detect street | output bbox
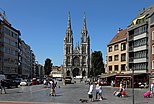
[0,80,154,104]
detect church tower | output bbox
[63,13,90,78]
[80,15,90,77]
[64,12,73,77]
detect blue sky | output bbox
[0,0,153,66]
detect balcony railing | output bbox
[129,46,133,51]
[129,35,134,41]
[129,57,134,62]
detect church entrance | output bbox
[82,70,86,77]
[66,70,70,76]
[72,68,80,77]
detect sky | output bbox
[0,0,153,66]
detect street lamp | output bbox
[131,68,134,104]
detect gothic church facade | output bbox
[63,13,90,78]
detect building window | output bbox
[152,31,154,40]
[152,61,154,69]
[109,66,112,71]
[67,56,70,65]
[82,56,86,65]
[121,53,126,61]
[114,55,119,61]
[114,65,118,71]
[82,45,86,54]
[66,46,70,54]
[134,38,147,47]
[121,43,126,51]
[114,45,119,51]
[152,45,154,54]
[121,64,126,71]
[109,56,112,62]
[109,46,112,52]
[134,50,147,58]
[133,63,147,70]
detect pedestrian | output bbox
[95,83,99,99]
[49,80,56,96]
[88,82,94,102]
[98,84,103,100]
[151,83,154,96]
[0,79,6,94]
[119,81,123,92]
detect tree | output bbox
[91,51,105,77]
[44,58,53,76]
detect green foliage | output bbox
[44,58,53,76]
[91,51,105,77]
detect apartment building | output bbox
[30,50,35,78]
[21,40,32,78]
[34,63,44,78]
[127,5,154,84]
[0,19,20,78]
[106,29,127,74]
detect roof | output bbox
[128,4,154,27]
[108,29,127,45]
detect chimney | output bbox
[118,28,123,33]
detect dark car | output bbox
[4,79,19,88]
[13,78,23,85]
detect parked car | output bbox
[32,78,39,85]
[13,78,23,85]
[0,74,6,81]
[64,77,72,84]
[20,79,32,86]
[4,79,19,88]
[57,78,62,81]
[37,79,43,84]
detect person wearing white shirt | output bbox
[88,82,94,102]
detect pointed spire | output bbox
[66,12,73,40]
[82,12,88,34]
[67,11,71,29]
[83,12,87,30]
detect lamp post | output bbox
[131,68,134,104]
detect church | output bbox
[63,13,90,78]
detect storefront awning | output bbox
[116,75,131,78]
[100,73,116,78]
[116,73,147,78]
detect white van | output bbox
[0,74,6,81]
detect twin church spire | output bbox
[66,12,88,36]
[67,12,72,32]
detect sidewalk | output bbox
[0,101,67,104]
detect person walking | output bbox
[151,83,154,96]
[49,80,56,96]
[88,82,94,102]
[98,84,103,100]
[119,81,123,92]
[0,79,6,94]
[95,83,99,100]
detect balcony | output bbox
[129,35,134,41]
[133,58,148,63]
[133,45,147,52]
[129,46,133,51]
[134,32,147,41]
[129,57,134,62]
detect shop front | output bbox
[115,73,149,88]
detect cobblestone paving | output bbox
[0,82,154,104]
